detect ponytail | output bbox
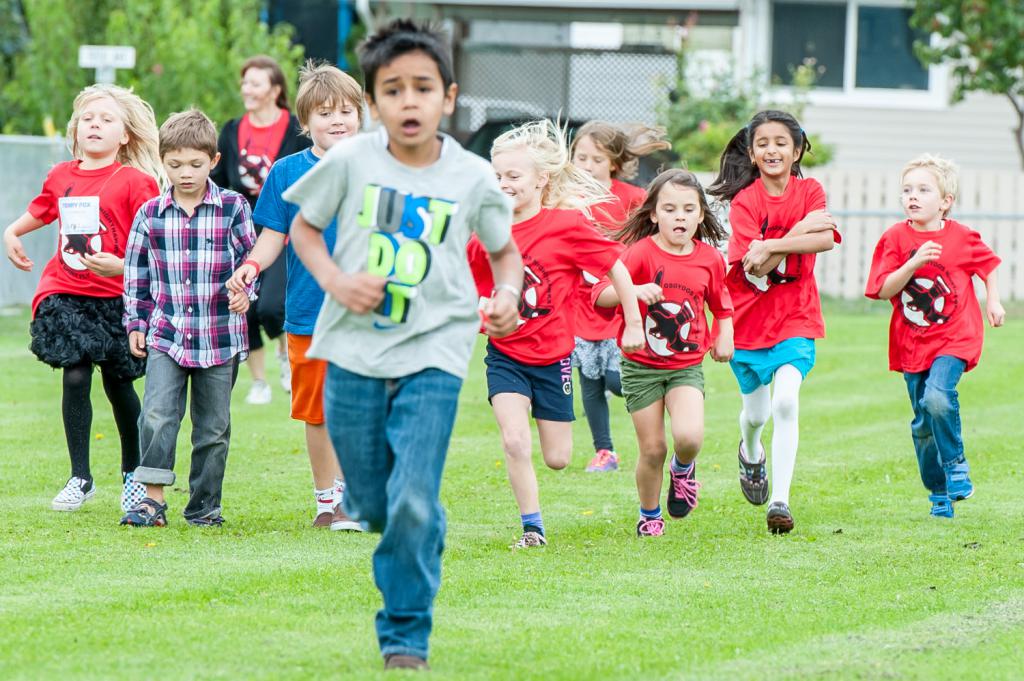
[573,120,670,181]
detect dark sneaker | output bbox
[330,504,362,532]
[636,516,665,537]
[738,442,769,505]
[120,497,168,527]
[384,654,429,671]
[512,530,547,549]
[944,461,974,501]
[666,463,701,518]
[929,493,954,518]
[312,511,333,528]
[187,514,225,527]
[766,501,794,534]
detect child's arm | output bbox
[875,240,941,300]
[985,270,1005,327]
[710,317,734,362]
[290,211,386,314]
[80,252,125,277]
[3,212,46,271]
[480,239,523,338]
[226,227,286,293]
[123,212,153,358]
[596,282,662,307]
[606,260,643,352]
[743,210,838,276]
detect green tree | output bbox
[1,0,304,136]
[911,1,1024,169]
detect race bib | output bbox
[58,196,100,235]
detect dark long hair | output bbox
[707,109,810,202]
[241,55,290,109]
[614,168,728,247]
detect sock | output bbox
[521,511,544,536]
[740,385,771,463]
[769,365,803,506]
[315,487,335,515]
[333,477,345,504]
[670,456,693,475]
[639,505,662,520]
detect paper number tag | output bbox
[58,196,101,235]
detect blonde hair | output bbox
[573,121,670,180]
[901,154,959,216]
[295,59,364,131]
[491,119,613,217]
[67,84,166,188]
[159,109,218,159]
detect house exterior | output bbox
[368,0,1019,170]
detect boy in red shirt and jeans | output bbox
[865,154,1005,518]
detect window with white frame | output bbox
[770,0,929,92]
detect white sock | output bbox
[333,478,345,505]
[769,365,803,505]
[315,487,335,515]
[739,384,771,463]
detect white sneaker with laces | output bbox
[246,379,272,405]
[51,476,95,511]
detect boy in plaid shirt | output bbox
[121,109,256,527]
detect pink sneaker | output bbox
[585,449,619,472]
[636,516,665,537]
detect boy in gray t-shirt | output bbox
[285,19,522,672]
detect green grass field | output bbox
[1,303,1022,680]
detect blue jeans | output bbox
[903,356,967,494]
[323,364,462,661]
[578,367,621,451]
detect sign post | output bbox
[78,45,136,84]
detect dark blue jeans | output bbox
[323,364,462,661]
[903,356,967,494]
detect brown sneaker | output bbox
[512,530,547,549]
[384,654,429,671]
[312,511,333,528]
[766,501,794,534]
[330,504,362,532]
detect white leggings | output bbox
[739,364,803,505]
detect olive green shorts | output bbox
[620,357,705,413]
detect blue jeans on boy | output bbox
[903,355,967,494]
[323,364,462,661]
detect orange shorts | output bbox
[287,333,327,425]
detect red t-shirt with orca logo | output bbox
[592,236,733,369]
[725,176,840,350]
[865,219,1000,373]
[27,160,160,315]
[467,208,622,365]
[575,179,647,341]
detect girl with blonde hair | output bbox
[467,119,644,548]
[3,84,162,514]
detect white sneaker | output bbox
[121,471,147,513]
[246,380,272,405]
[278,351,292,394]
[51,476,96,511]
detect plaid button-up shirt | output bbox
[123,180,256,368]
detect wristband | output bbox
[243,259,261,277]
[491,283,521,300]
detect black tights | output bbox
[62,362,141,480]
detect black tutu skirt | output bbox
[30,294,146,381]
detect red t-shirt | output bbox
[592,237,733,369]
[27,160,159,315]
[725,176,840,350]
[467,208,622,365]
[574,179,647,341]
[236,110,290,198]
[865,219,1000,373]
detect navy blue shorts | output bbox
[484,343,574,422]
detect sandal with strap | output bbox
[120,497,168,527]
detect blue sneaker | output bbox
[929,493,954,518]
[944,462,974,501]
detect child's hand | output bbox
[908,240,941,269]
[483,288,520,338]
[327,271,387,314]
[227,261,258,293]
[635,283,664,305]
[3,231,33,271]
[792,210,837,235]
[742,240,773,272]
[710,334,734,362]
[986,298,1006,327]
[128,331,147,358]
[80,252,124,277]
[227,289,250,314]
[620,321,644,353]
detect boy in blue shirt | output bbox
[285,20,523,671]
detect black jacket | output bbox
[211,111,311,209]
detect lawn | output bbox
[0,303,1022,680]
